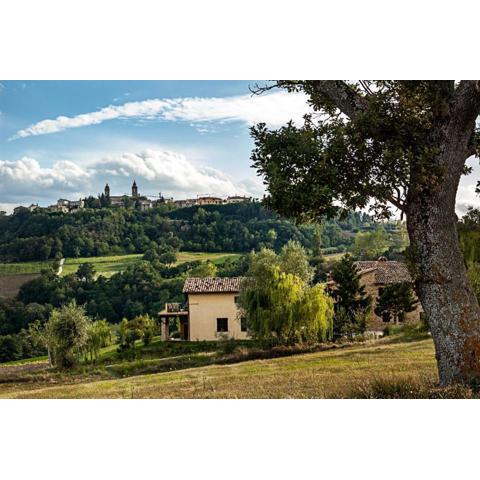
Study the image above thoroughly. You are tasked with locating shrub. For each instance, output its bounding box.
[217,337,238,355]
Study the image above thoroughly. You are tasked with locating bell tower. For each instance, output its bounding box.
[132,180,138,197]
[104,183,110,197]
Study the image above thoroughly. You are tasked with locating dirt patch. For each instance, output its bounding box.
[0,274,40,299]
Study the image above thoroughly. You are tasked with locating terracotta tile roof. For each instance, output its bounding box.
[183,277,245,294]
[355,260,412,284]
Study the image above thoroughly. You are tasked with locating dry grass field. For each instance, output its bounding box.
[0,330,441,399]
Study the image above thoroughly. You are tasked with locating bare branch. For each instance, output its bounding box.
[249,82,281,96]
[251,80,369,120]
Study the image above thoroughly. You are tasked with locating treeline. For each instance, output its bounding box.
[0,202,377,262]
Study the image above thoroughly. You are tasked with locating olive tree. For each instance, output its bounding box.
[251,80,480,385]
[44,302,91,368]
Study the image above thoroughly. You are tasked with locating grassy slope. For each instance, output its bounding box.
[0,333,437,399]
[0,251,240,278]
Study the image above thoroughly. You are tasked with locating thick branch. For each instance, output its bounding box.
[303,81,369,120]
[451,81,480,129]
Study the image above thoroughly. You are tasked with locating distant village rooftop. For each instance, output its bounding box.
[11,179,253,215]
[183,277,245,294]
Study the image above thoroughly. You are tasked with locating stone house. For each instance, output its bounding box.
[330,257,423,333]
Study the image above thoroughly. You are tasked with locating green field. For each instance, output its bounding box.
[0,260,53,275]
[0,328,444,399]
[0,251,241,278]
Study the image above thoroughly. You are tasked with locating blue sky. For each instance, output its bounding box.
[0,80,310,212]
[0,80,478,215]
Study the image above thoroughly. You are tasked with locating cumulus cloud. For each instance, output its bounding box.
[0,149,264,207]
[94,149,253,198]
[10,91,310,140]
[0,157,93,201]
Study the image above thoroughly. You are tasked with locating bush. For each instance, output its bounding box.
[217,337,238,355]
[383,322,430,340]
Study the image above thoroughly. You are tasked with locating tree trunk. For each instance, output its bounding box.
[407,155,480,386]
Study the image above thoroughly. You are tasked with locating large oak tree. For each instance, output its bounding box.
[251,80,480,386]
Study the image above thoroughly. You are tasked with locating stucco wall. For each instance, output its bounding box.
[360,270,423,332]
[188,292,248,341]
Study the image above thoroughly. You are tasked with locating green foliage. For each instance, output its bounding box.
[77,263,96,282]
[0,202,380,262]
[118,315,156,353]
[83,319,112,362]
[44,302,91,368]
[17,261,184,324]
[330,254,371,338]
[352,228,389,260]
[238,247,334,343]
[251,81,457,221]
[188,260,218,278]
[374,282,418,324]
[279,240,314,283]
[0,330,45,363]
[467,263,480,301]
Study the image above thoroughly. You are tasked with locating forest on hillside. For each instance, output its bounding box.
[0,202,389,262]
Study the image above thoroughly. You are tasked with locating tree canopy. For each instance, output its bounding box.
[238,247,333,343]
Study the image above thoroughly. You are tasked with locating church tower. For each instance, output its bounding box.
[132,180,138,197]
[104,183,110,197]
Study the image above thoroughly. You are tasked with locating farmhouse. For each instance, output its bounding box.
[159,277,247,341]
[329,257,423,333]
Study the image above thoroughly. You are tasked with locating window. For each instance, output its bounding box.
[382,312,391,323]
[234,296,239,304]
[241,317,247,332]
[398,312,406,322]
[217,318,228,332]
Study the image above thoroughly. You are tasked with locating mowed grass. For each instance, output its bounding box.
[0,334,438,399]
[0,260,53,275]
[0,251,241,279]
[62,254,144,277]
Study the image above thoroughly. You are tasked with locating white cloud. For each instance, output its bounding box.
[0,149,264,206]
[10,91,310,140]
[454,156,480,216]
[0,157,92,193]
[0,203,17,215]
[94,149,251,197]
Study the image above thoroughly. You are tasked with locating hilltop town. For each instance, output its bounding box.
[12,180,253,215]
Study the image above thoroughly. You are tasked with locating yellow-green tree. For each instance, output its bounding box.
[83,319,112,362]
[239,248,333,343]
